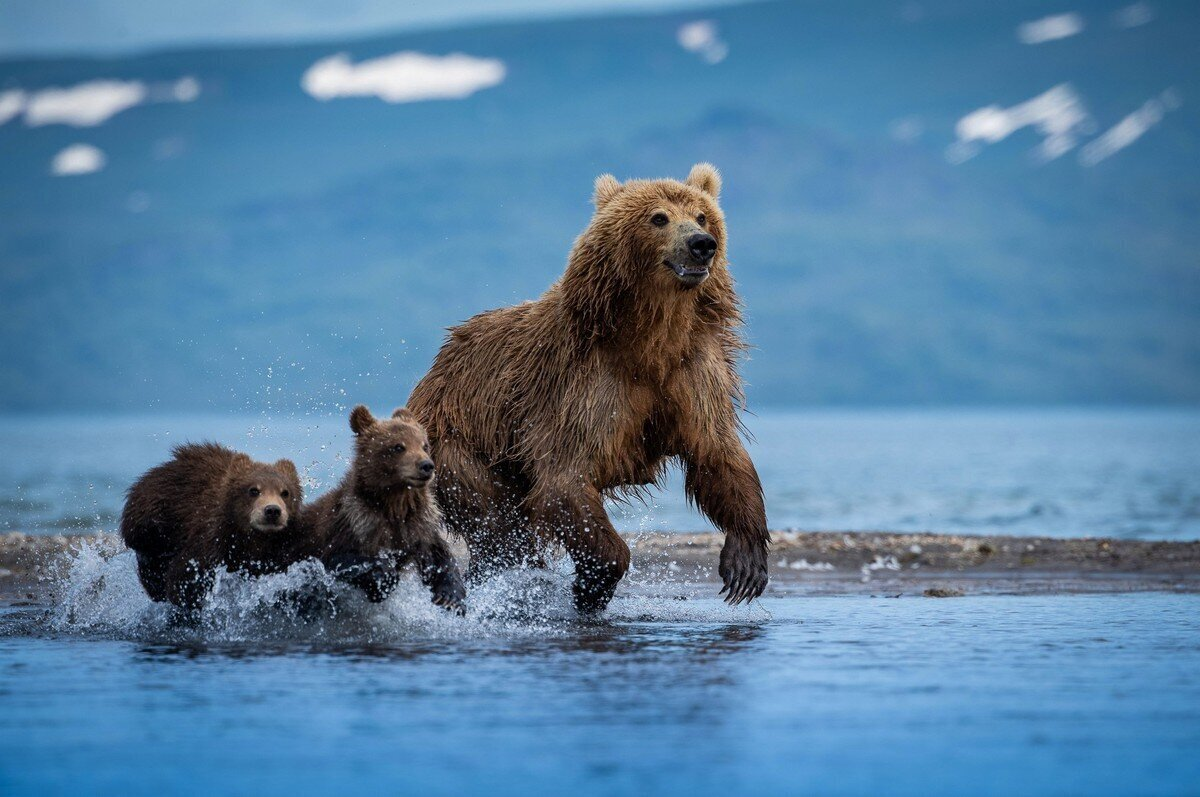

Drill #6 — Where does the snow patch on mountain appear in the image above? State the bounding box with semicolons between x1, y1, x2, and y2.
302;51;506;103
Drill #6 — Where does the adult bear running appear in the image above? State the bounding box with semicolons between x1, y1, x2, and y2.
408;163;768;613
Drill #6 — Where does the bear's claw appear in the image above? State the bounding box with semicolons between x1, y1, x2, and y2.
718;536;769;605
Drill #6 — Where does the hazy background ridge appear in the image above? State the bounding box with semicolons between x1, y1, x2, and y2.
1;0;1197;412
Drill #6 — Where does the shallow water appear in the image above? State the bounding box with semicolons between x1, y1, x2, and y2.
2;408;1198;539
2;583;1198;796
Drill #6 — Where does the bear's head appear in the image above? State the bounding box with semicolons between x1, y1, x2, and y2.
227;458;302;533
349;405;436;491
588;162;725;290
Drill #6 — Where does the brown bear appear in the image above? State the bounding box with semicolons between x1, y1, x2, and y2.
120;442;305;612
300;405;466;612
407;163;769;613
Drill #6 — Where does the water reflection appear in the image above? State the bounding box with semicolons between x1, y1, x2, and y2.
121;619;770;664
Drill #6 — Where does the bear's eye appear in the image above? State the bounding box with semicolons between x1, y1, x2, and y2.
696;213;707;226
248;487;260;497
281;490;290;499
391;444;406;454
650;212;669;227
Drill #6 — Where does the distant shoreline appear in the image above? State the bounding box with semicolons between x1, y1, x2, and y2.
3;530;1198;603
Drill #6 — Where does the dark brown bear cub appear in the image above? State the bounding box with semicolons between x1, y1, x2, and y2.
302;406;466;613
120;443;305;612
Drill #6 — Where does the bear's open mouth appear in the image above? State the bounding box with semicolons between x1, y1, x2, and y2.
664;260;709;285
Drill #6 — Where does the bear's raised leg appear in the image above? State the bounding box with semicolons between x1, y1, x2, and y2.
682;445;769;604
526;480;630;614
435;447;543;583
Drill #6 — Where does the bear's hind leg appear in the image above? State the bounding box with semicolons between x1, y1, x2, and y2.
526;480;630;615
436;452;542;583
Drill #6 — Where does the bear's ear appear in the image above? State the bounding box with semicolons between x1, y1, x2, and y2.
593;173;623;209
349;405;376;436
274;459;299;486
685;162;721;198
391;407;416;422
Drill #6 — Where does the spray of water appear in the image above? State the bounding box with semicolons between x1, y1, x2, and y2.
41;539;750;645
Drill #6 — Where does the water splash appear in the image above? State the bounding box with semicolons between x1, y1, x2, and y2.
42;541;747;645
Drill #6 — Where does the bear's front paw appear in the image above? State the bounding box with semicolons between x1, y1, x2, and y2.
718;535;768;605
431;569;468;616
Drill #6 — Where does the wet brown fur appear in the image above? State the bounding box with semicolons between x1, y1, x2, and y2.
408;163;769;612
120;443;305;611
300;406;466;611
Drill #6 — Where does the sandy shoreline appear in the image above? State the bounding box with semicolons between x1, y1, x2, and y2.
3;529;1198;604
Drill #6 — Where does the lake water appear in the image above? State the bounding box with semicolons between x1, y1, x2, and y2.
0;408;1197;539
1;583;1198;796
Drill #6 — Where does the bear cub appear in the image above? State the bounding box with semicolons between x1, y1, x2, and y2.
121;443;305;612
302;406;466;613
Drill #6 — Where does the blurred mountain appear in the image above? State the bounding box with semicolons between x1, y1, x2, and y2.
1;0;1197;412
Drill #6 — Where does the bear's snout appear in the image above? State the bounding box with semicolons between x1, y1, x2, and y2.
416;459;435;479
687;232;717;265
250;498;289;531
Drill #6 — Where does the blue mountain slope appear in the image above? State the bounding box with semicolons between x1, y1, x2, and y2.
0;0;1197;411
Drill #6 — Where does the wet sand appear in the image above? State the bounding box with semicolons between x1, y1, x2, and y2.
3;530;1197;604
632;530;1200;596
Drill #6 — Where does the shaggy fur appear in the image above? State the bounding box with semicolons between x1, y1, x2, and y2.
301;406;466;611
408;163;769;612
120;443;305;611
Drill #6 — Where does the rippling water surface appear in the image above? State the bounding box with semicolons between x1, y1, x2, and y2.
2;572;1198;796
1;408;1198;539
